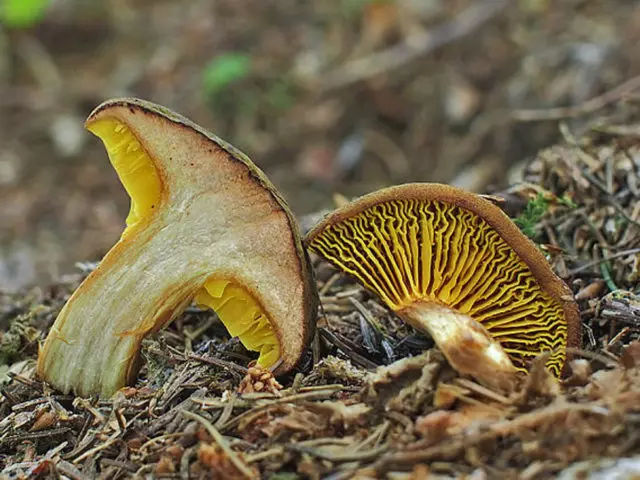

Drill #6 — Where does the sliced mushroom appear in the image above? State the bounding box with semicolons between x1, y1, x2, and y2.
305;184;580;390
37;98;318;397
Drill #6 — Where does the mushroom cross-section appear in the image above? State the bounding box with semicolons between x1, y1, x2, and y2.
305;184;580;390
36;98;318;397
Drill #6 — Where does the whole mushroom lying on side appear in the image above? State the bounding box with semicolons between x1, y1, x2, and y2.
305;183;581;391
37;98;318;397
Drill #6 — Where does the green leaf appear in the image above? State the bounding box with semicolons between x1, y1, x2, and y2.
1;0;49;28
202;53;251;97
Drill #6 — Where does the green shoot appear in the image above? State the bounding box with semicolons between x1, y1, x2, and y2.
514;192;550;239
1;0;49;28
558;195;577;209
202;53;251;98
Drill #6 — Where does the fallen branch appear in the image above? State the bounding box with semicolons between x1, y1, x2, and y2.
511;75;640;122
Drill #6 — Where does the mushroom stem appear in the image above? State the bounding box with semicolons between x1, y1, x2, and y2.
37;215;220;397
398;301;518;391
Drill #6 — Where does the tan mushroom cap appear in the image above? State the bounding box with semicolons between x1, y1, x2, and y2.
305;183;580;385
37;98;318;397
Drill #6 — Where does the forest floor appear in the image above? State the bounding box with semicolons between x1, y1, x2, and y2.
2;113;640;478
2;1;640;478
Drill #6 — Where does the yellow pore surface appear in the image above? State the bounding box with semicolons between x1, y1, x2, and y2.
195;279;280;368
309;199;568;376
87;119;163;234
88;118;281;369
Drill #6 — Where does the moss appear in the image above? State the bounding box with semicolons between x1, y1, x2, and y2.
0;312;39;366
514;192;550;239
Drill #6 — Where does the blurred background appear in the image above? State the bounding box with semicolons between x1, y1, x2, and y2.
1;0;640;290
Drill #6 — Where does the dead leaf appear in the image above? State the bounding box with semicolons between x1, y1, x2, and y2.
155;455;176;475
29;410;56;432
414;410;452;446
433;382;468;409
306;401;371;429
586;369;626;401
564;359;591;387
620;341;640;369
197;443;247;479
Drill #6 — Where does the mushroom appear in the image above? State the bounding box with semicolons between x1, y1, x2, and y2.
305;184;580;390
37;98;318;397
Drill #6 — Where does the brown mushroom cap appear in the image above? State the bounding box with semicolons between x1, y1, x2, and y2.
305;183;580;380
37;98;318;397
